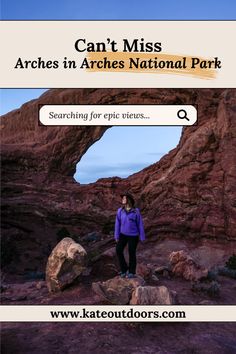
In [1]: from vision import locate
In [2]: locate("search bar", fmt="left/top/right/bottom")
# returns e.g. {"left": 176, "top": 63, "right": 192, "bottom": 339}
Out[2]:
{"left": 39, "top": 105, "right": 197, "bottom": 126}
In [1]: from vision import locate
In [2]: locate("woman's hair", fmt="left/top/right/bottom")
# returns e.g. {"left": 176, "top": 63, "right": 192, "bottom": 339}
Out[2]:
{"left": 121, "top": 192, "right": 135, "bottom": 208}
{"left": 126, "top": 195, "right": 135, "bottom": 208}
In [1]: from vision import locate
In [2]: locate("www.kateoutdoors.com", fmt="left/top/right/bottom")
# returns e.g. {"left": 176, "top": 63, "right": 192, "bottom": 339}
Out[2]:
{"left": 50, "top": 308, "right": 186, "bottom": 320}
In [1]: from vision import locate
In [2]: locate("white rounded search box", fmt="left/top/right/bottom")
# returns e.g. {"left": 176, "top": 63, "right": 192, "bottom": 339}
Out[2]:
{"left": 39, "top": 105, "right": 197, "bottom": 126}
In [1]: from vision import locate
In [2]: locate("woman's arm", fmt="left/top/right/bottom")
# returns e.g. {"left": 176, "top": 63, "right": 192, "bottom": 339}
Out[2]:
{"left": 114, "top": 208, "right": 121, "bottom": 241}
{"left": 136, "top": 208, "right": 146, "bottom": 241}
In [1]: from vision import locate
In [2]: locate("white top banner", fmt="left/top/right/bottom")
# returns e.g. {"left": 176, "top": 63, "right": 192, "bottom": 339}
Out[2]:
{"left": 0, "top": 21, "right": 235, "bottom": 88}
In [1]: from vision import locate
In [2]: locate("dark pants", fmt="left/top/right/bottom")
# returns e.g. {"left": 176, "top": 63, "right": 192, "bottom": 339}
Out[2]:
{"left": 116, "top": 233, "right": 139, "bottom": 274}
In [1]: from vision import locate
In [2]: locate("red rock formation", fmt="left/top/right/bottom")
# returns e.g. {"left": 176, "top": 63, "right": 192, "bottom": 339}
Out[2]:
{"left": 92, "top": 275, "right": 145, "bottom": 304}
{"left": 46, "top": 237, "right": 87, "bottom": 292}
{"left": 130, "top": 285, "right": 177, "bottom": 305}
{"left": 1, "top": 88, "right": 236, "bottom": 276}
{"left": 169, "top": 250, "right": 208, "bottom": 281}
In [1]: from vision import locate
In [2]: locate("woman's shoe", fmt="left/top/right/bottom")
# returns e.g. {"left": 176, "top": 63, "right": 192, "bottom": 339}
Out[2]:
{"left": 120, "top": 272, "right": 127, "bottom": 278}
{"left": 127, "top": 273, "right": 136, "bottom": 279}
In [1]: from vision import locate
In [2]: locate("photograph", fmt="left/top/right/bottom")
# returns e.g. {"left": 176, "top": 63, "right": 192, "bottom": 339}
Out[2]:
{"left": 1, "top": 87, "right": 236, "bottom": 353}
{"left": 1, "top": 0, "right": 236, "bottom": 353}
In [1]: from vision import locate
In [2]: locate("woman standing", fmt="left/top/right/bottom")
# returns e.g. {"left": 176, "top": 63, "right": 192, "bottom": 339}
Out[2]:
{"left": 114, "top": 192, "right": 145, "bottom": 278}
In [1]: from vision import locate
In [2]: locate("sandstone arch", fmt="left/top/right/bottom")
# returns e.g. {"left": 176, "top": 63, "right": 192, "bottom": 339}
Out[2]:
{"left": 1, "top": 88, "right": 235, "bottom": 275}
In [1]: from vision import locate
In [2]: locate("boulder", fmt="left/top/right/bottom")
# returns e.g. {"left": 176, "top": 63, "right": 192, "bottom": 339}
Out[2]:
{"left": 169, "top": 250, "right": 208, "bottom": 281}
{"left": 130, "top": 285, "right": 177, "bottom": 305}
{"left": 92, "top": 275, "right": 145, "bottom": 304}
{"left": 46, "top": 237, "right": 87, "bottom": 292}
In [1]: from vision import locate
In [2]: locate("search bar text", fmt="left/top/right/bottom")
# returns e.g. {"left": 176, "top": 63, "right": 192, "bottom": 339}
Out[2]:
{"left": 39, "top": 105, "right": 197, "bottom": 126}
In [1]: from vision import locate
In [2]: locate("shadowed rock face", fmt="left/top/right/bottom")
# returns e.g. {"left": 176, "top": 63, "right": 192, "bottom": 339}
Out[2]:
{"left": 1, "top": 89, "right": 110, "bottom": 176}
{"left": 1, "top": 88, "right": 236, "bottom": 276}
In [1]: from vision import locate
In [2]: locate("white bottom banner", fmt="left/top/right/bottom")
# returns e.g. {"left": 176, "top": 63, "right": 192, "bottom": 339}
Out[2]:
{"left": 1, "top": 305, "right": 236, "bottom": 322}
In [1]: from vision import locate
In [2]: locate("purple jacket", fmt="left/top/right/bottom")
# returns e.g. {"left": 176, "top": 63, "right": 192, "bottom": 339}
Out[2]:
{"left": 114, "top": 207, "right": 146, "bottom": 241}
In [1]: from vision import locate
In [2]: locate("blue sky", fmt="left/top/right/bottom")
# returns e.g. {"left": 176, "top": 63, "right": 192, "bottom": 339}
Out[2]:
{"left": 1, "top": 1, "right": 235, "bottom": 183}
{"left": 75, "top": 126, "right": 181, "bottom": 183}
{"left": 2, "top": 0, "right": 236, "bottom": 20}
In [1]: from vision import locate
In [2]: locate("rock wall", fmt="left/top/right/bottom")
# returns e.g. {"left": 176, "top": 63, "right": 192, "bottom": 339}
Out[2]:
{"left": 1, "top": 88, "right": 235, "bottom": 275}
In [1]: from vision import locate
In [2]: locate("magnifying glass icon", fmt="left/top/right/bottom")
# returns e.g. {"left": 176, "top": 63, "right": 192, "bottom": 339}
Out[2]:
{"left": 177, "top": 109, "right": 190, "bottom": 121}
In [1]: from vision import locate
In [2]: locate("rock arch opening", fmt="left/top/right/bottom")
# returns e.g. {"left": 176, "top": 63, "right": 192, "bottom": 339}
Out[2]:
{"left": 74, "top": 126, "right": 182, "bottom": 184}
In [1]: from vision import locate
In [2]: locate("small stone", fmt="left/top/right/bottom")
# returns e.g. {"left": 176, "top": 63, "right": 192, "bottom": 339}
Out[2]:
{"left": 154, "top": 266, "right": 169, "bottom": 275}
{"left": 12, "top": 295, "right": 28, "bottom": 301}
{"left": 35, "top": 281, "right": 46, "bottom": 289}
{"left": 199, "top": 300, "right": 215, "bottom": 305}
{"left": 163, "top": 270, "right": 170, "bottom": 278}
{"left": 151, "top": 275, "right": 159, "bottom": 282}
